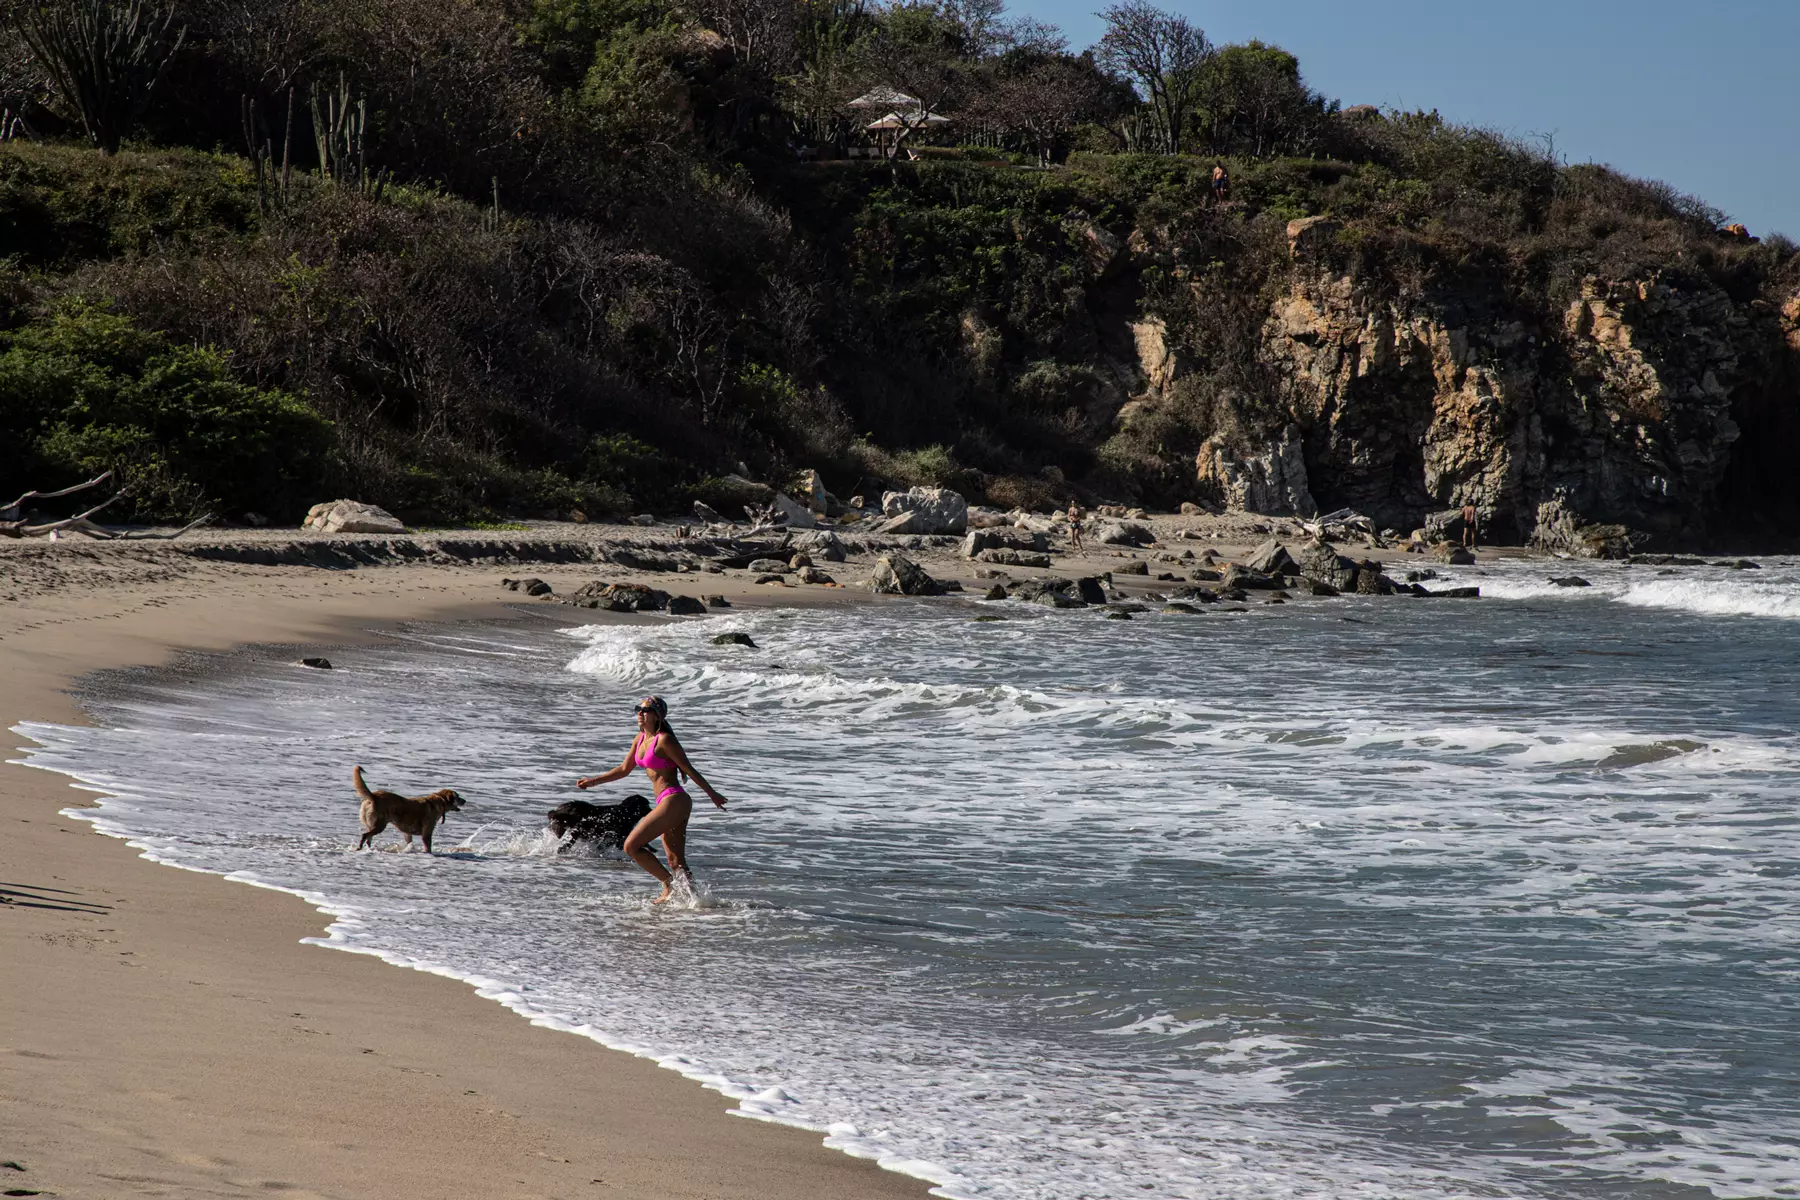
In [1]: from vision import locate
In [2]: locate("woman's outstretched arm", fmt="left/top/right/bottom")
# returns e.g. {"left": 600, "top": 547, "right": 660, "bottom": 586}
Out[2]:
{"left": 576, "top": 740, "right": 638, "bottom": 790}
{"left": 661, "top": 734, "right": 728, "bottom": 808}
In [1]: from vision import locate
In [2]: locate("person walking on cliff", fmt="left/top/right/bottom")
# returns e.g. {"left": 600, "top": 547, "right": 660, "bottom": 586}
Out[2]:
{"left": 1212, "top": 163, "right": 1230, "bottom": 204}
{"left": 1461, "top": 503, "right": 1479, "bottom": 550}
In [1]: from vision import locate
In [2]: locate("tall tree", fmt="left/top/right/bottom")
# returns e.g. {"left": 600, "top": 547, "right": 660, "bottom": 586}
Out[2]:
{"left": 1092, "top": 0, "right": 1209, "bottom": 155}
{"left": 1193, "top": 40, "right": 1330, "bottom": 158}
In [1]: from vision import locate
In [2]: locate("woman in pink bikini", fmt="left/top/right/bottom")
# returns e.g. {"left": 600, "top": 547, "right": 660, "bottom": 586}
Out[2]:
{"left": 575, "top": 695, "right": 728, "bottom": 903}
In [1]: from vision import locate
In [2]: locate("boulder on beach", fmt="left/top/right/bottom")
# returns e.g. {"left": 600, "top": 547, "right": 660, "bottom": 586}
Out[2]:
{"left": 1008, "top": 579, "right": 1082, "bottom": 608}
{"left": 1550, "top": 575, "right": 1591, "bottom": 588}
{"left": 564, "top": 581, "right": 668, "bottom": 611}
{"left": 1244, "top": 539, "right": 1299, "bottom": 577}
{"left": 770, "top": 491, "right": 816, "bottom": 529}
{"left": 976, "top": 548, "right": 1051, "bottom": 568}
{"left": 1091, "top": 520, "right": 1154, "bottom": 547}
{"left": 1438, "top": 545, "right": 1476, "bottom": 566}
{"left": 302, "top": 499, "right": 405, "bottom": 535}
{"left": 1220, "top": 564, "right": 1280, "bottom": 590}
{"left": 879, "top": 487, "right": 968, "bottom": 535}
{"left": 1113, "top": 560, "right": 1149, "bottom": 576}
{"left": 501, "top": 576, "right": 553, "bottom": 596}
{"left": 869, "top": 553, "right": 940, "bottom": 595}
{"left": 712, "top": 631, "right": 756, "bottom": 647}
{"left": 790, "top": 530, "right": 848, "bottom": 562}
{"left": 966, "top": 506, "right": 1012, "bottom": 528}
{"left": 798, "top": 468, "right": 839, "bottom": 515}
{"left": 1299, "top": 538, "right": 1361, "bottom": 591}
{"left": 747, "top": 558, "right": 790, "bottom": 573}
{"left": 666, "top": 595, "right": 706, "bottom": 614}
{"left": 962, "top": 528, "right": 1050, "bottom": 557}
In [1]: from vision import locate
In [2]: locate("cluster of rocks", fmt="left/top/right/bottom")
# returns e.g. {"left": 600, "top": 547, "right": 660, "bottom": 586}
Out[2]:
{"left": 557, "top": 580, "right": 725, "bottom": 614}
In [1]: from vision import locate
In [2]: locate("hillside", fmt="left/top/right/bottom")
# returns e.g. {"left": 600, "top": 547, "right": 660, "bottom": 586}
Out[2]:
{"left": 2, "top": 0, "right": 1797, "bottom": 550}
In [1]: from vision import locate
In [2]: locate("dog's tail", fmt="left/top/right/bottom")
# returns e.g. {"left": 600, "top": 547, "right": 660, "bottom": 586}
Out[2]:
{"left": 353, "top": 765, "right": 376, "bottom": 802}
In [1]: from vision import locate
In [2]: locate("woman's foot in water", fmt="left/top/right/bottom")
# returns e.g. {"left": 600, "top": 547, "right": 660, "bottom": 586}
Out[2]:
{"left": 653, "top": 868, "right": 694, "bottom": 905}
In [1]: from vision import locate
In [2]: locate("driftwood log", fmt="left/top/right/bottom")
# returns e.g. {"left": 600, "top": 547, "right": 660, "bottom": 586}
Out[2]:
{"left": 0, "top": 471, "right": 211, "bottom": 540}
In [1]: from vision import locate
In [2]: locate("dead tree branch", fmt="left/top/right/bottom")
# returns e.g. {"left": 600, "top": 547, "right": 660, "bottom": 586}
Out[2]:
{"left": 1, "top": 470, "right": 114, "bottom": 521}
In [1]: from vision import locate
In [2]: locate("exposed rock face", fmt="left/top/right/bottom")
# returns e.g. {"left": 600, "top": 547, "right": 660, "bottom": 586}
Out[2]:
{"left": 1186, "top": 258, "right": 1775, "bottom": 547}
{"left": 1196, "top": 424, "right": 1317, "bottom": 517}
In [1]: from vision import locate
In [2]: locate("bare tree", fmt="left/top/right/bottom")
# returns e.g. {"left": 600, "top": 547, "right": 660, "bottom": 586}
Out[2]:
{"left": 1093, "top": 0, "right": 1210, "bottom": 155}
{"left": 692, "top": 0, "right": 798, "bottom": 75}
{"left": 979, "top": 53, "right": 1109, "bottom": 166}
{"left": 12, "top": 0, "right": 185, "bottom": 154}
{"left": 183, "top": 0, "right": 325, "bottom": 95}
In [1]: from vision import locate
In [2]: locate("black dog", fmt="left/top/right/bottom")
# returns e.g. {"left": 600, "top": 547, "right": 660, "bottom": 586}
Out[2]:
{"left": 547, "top": 795, "right": 651, "bottom": 851}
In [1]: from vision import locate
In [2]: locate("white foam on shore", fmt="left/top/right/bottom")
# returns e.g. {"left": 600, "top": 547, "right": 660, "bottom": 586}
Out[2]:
{"left": 13, "top": 593, "right": 1800, "bottom": 1200}
{"left": 1439, "top": 556, "right": 1800, "bottom": 621}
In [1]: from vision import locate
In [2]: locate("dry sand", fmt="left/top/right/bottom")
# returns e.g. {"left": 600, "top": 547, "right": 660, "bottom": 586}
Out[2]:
{"left": 0, "top": 552, "right": 934, "bottom": 1200}
{"left": 0, "top": 517, "right": 1502, "bottom": 1198}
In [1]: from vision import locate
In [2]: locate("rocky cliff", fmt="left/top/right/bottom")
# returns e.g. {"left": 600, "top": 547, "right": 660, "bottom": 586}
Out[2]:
{"left": 1146, "top": 221, "right": 1800, "bottom": 553}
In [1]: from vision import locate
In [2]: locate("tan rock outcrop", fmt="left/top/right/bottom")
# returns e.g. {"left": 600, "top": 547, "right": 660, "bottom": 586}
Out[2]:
{"left": 1186, "top": 265, "right": 1754, "bottom": 545}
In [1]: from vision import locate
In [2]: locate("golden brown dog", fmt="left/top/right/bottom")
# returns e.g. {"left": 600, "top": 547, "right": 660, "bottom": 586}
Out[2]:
{"left": 353, "top": 765, "right": 465, "bottom": 854}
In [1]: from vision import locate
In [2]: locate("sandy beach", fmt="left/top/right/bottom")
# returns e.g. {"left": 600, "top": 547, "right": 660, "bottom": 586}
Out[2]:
{"left": 0, "top": 516, "right": 1504, "bottom": 1198}
{"left": 0, "top": 538, "right": 949, "bottom": 1200}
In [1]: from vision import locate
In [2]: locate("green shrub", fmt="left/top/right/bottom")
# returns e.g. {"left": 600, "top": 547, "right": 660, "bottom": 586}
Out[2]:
{"left": 0, "top": 301, "right": 336, "bottom": 521}
{"left": 0, "top": 143, "right": 260, "bottom": 267}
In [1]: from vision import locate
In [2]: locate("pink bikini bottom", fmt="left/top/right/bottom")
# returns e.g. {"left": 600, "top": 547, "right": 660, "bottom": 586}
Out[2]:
{"left": 654, "top": 785, "right": 688, "bottom": 805}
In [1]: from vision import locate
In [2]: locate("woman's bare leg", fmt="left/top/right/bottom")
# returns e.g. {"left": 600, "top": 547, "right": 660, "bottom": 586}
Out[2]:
{"left": 662, "top": 820, "right": 690, "bottom": 878}
{"left": 623, "top": 795, "right": 691, "bottom": 902}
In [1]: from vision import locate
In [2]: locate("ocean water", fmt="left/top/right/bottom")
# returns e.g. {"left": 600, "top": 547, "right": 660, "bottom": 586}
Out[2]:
{"left": 14, "top": 556, "right": 1800, "bottom": 1200}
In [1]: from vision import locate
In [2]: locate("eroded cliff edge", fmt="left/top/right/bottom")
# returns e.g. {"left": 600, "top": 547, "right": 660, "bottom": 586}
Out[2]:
{"left": 1100, "top": 217, "right": 1800, "bottom": 554}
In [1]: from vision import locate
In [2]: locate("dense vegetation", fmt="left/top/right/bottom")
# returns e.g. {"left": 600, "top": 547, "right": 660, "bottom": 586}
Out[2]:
{"left": 0, "top": 0, "right": 1793, "bottom": 523}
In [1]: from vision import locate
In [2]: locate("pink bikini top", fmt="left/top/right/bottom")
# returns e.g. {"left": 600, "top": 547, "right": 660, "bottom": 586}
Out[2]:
{"left": 633, "top": 733, "right": 676, "bottom": 772}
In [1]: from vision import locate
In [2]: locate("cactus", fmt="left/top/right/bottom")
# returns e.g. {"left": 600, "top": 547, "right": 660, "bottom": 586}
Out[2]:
{"left": 240, "top": 88, "right": 297, "bottom": 214}
{"left": 14, "top": 0, "right": 185, "bottom": 155}
{"left": 309, "top": 72, "right": 385, "bottom": 198}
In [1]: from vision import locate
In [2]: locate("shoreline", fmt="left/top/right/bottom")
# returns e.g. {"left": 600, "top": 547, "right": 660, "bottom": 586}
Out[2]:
{"left": 0, "top": 560, "right": 935, "bottom": 1200}
{"left": 3, "top": 522, "right": 1784, "bottom": 1198}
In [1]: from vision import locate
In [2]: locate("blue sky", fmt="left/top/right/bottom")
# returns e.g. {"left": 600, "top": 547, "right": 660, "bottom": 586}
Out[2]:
{"left": 1017, "top": 0, "right": 1799, "bottom": 238}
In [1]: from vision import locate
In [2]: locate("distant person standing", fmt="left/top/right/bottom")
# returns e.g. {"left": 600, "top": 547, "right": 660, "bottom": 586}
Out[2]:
{"left": 1461, "top": 503, "right": 1479, "bottom": 549}
{"left": 1212, "top": 162, "right": 1230, "bottom": 203}
{"left": 1067, "top": 502, "right": 1085, "bottom": 552}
